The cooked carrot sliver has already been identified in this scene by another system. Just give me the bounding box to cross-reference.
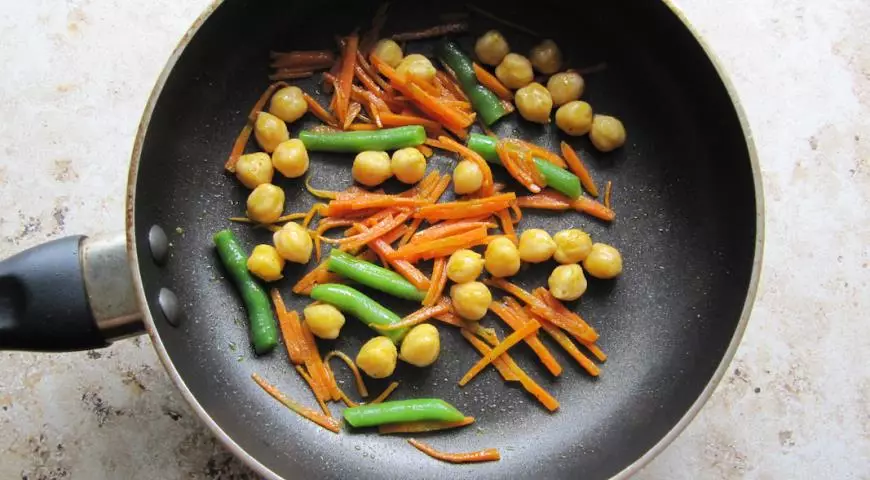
[367,236,431,290]
[325,350,369,398]
[434,310,465,328]
[572,196,615,221]
[494,209,516,244]
[370,381,400,404]
[560,141,599,197]
[515,192,571,210]
[390,227,488,262]
[528,309,600,376]
[604,180,613,209]
[484,278,591,343]
[335,34,359,125]
[473,63,513,101]
[271,289,305,365]
[533,287,599,343]
[410,221,494,244]
[224,81,290,171]
[516,140,567,168]
[582,341,608,362]
[354,63,384,96]
[376,301,449,332]
[379,112,442,132]
[437,135,495,196]
[357,50,392,92]
[303,92,339,127]
[325,195,430,216]
[424,259,449,306]
[416,144,434,158]
[295,365,332,415]
[251,373,340,433]
[459,321,540,386]
[407,439,500,464]
[435,70,470,102]
[460,329,518,382]
[340,212,412,251]
[414,193,516,221]
[378,416,475,434]
[497,139,542,193]
[490,300,562,376]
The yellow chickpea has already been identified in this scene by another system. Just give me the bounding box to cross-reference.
[446,249,485,283]
[268,86,308,123]
[518,229,557,263]
[484,236,521,277]
[399,324,440,367]
[529,39,562,74]
[271,139,309,178]
[553,229,593,264]
[548,264,587,301]
[390,148,426,184]
[515,82,553,124]
[254,112,289,153]
[495,53,534,89]
[555,101,593,136]
[474,30,510,66]
[246,244,285,282]
[547,71,585,106]
[356,336,398,379]
[450,281,492,321]
[453,159,483,194]
[352,151,392,187]
[303,304,345,340]
[273,221,313,264]
[372,39,404,68]
[235,152,274,189]
[397,54,436,83]
[246,183,285,224]
[589,115,627,152]
[583,243,623,279]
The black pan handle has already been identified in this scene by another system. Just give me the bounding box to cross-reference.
[0,235,143,352]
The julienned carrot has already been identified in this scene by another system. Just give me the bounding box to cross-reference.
[459,329,517,382]
[494,209,516,244]
[370,381,400,404]
[572,196,615,221]
[251,373,341,433]
[434,310,464,327]
[560,141,599,197]
[224,81,290,171]
[340,212,412,250]
[390,227,488,262]
[303,92,339,127]
[517,140,567,169]
[357,50,392,93]
[294,261,329,294]
[300,322,338,402]
[367,236,431,291]
[528,308,600,376]
[435,70,470,102]
[515,193,571,210]
[376,301,450,332]
[336,34,359,125]
[295,365,332,414]
[271,289,305,365]
[325,350,369,398]
[407,439,500,464]
[378,416,475,434]
[459,321,540,386]
[411,221,494,245]
[354,63,384,96]
[399,174,452,245]
[484,278,590,342]
[380,112,442,132]
[423,259,448,306]
[497,139,542,193]
[490,301,562,376]
[325,194,431,216]
[582,341,608,362]
[424,137,451,151]
[533,288,599,343]
[416,144,434,158]
[437,135,495,195]
[516,189,614,221]
[472,63,513,101]
[604,181,613,209]
[414,193,515,221]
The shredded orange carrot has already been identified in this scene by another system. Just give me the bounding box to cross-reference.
[380,112,442,132]
[410,221,494,244]
[251,373,340,433]
[485,278,591,343]
[407,439,500,464]
[472,63,513,101]
[301,321,341,402]
[435,70,470,102]
[354,63,385,96]
[604,180,613,209]
[424,137,452,151]
[341,212,411,251]
[295,365,332,415]
[367,235,431,290]
[572,196,615,221]
[414,193,515,221]
[390,226,488,262]
[494,209,517,244]
[335,34,359,125]
[528,309,600,376]
[399,174,452,246]
[533,288,599,343]
[515,192,571,210]
[416,144,434,158]
[497,139,542,193]
[460,329,517,382]
[582,341,608,362]
[224,81,290,171]
[325,195,430,216]
[271,290,305,365]
[490,301,562,376]
[303,92,339,127]
[437,135,495,195]
[516,140,567,168]
[560,141,599,197]
[305,177,339,200]
[377,301,449,332]
[370,381,400,404]
[357,50,392,92]
[293,262,328,294]
[378,416,475,434]
[406,83,475,133]
[325,350,369,398]
[459,321,540,386]
[423,259,449,306]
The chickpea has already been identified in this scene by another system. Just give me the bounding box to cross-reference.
[391,148,426,184]
[484,236,521,277]
[352,151,392,186]
[397,54,436,83]
[553,229,593,264]
[272,139,309,178]
[518,229,557,263]
[589,115,627,152]
[515,82,553,124]
[372,39,403,68]
[495,53,534,89]
[273,221,313,264]
[450,281,492,321]
[303,304,345,340]
[555,100,593,136]
[547,71,584,106]
[529,39,562,74]
[246,183,285,224]
[254,112,289,153]
[235,152,274,189]
[356,336,397,379]
[453,159,483,194]
[268,86,308,123]
[548,264,587,301]
[474,30,510,66]
[446,249,485,283]
[246,244,285,282]
[583,243,623,279]
[399,324,440,367]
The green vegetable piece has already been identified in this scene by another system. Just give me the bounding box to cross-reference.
[328,250,425,302]
[299,126,426,153]
[213,229,278,355]
[466,133,582,199]
[343,398,466,428]
[309,284,407,343]
[437,41,508,126]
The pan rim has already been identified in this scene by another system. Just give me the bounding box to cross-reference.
[124,1,765,479]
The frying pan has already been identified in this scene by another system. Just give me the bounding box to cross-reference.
[0,0,763,478]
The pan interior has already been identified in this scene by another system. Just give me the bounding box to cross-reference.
[133,0,757,478]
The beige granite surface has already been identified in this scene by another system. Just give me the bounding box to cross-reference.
[0,0,867,478]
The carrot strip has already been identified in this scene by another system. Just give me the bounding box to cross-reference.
[515,193,571,210]
[582,341,608,362]
[494,209,516,244]
[423,259,449,306]
[380,112,442,132]
[379,224,409,245]
[414,193,515,221]
[295,366,332,415]
[408,439,499,464]
[411,221,494,245]
[341,212,411,251]
[490,301,562,376]
[376,301,449,332]
[354,63,385,96]
[437,135,495,195]
[497,139,541,193]
[251,373,340,433]
[367,236,432,291]
[270,50,335,69]
[515,140,567,168]
[294,261,329,294]
[424,137,451,151]
[343,101,362,130]
[604,181,613,209]
[416,144,433,158]
[560,141,599,197]
[434,310,464,327]
[390,227,488,262]
[572,196,615,221]
[357,50,392,93]
[224,81,290,171]
[370,381,400,404]
[378,416,475,434]
[459,321,540,386]
[325,195,430,216]
[303,92,339,127]
[335,34,359,125]
[325,350,369,398]
[271,290,305,365]
[460,329,517,382]
[530,310,600,376]
[435,70,470,102]
[533,287,599,343]
[473,63,513,100]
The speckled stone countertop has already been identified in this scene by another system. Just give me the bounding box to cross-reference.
[0,1,867,479]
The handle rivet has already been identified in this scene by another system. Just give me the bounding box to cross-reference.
[148,225,169,265]
[158,288,181,326]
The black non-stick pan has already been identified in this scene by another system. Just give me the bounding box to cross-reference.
[0,0,763,478]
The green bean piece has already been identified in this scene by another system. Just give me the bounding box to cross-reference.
[328,250,425,302]
[298,126,426,153]
[466,133,582,199]
[213,229,278,355]
[343,398,466,428]
[309,284,407,343]
[437,41,508,126]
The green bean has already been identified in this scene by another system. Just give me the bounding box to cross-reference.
[466,133,582,199]
[343,398,466,428]
[298,126,426,153]
[213,229,278,355]
[328,250,425,302]
[309,284,407,343]
[437,41,508,126]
